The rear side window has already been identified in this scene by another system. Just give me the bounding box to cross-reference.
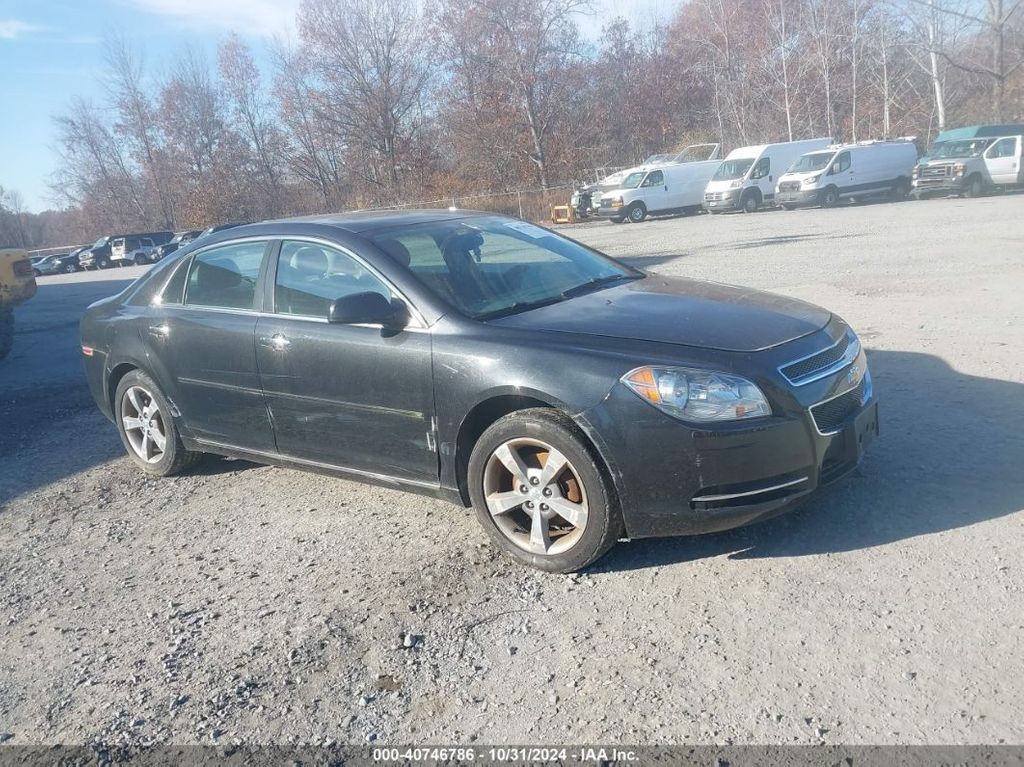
[184,241,266,310]
[157,258,190,305]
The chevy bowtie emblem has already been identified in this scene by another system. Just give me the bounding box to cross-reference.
[847,364,860,385]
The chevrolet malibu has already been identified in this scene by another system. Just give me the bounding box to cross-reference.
[80,211,878,572]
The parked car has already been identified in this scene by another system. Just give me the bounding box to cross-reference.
[79,235,123,270]
[54,246,90,273]
[155,230,203,261]
[1,248,37,360]
[703,138,833,213]
[31,255,60,276]
[913,131,1023,199]
[81,211,877,572]
[598,158,723,222]
[111,232,174,266]
[775,140,919,209]
[921,123,1024,161]
[192,223,247,243]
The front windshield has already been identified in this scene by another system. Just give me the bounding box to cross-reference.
[92,237,108,248]
[620,171,647,189]
[713,158,755,181]
[789,152,834,172]
[930,139,992,159]
[368,215,641,320]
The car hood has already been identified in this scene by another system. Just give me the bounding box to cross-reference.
[490,275,831,352]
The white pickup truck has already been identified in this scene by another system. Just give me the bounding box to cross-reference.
[913,134,1023,198]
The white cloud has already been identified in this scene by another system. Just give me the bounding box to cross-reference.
[0,19,36,39]
[126,0,300,38]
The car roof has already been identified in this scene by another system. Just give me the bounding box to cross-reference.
[244,209,492,236]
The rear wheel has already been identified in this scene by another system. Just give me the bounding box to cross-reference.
[115,370,201,476]
[467,409,622,572]
[98,257,110,270]
[821,187,840,208]
[890,178,911,201]
[134,253,147,266]
[626,202,647,223]
[0,310,13,361]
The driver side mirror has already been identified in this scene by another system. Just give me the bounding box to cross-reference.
[328,292,408,328]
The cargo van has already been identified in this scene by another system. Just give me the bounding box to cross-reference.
[597,158,723,223]
[703,138,832,213]
[775,140,919,209]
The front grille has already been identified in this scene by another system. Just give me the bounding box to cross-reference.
[919,164,952,179]
[811,377,868,434]
[778,180,801,192]
[781,332,853,384]
[705,192,725,201]
[599,197,615,208]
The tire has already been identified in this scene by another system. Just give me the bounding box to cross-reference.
[134,254,147,266]
[114,370,202,477]
[965,174,985,198]
[821,186,840,208]
[890,178,911,201]
[609,216,625,224]
[467,408,623,572]
[0,310,13,361]
[98,258,110,270]
[741,191,761,213]
[65,263,77,273]
[781,204,796,211]
[626,202,647,223]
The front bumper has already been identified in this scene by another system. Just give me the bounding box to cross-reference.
[702,193,740,211]
[597,205,625,219]
[912,176,965,194]
[578,335,877,539]
[775,188,821,206]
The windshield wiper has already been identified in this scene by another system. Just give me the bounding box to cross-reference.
[560,273,639,299]
[476,294,570,321]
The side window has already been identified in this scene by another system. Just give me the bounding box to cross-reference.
[832,152,851,174]
[988,138,1015,158]
[157,257,191,305]
[275,240,390,318]
[643,170,664,187]
[751,157,770,179]
[184,241,266,310]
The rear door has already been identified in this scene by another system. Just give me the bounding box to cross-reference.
[984,136,1021,185]
[144,239,277,452]
[254,239,437,485]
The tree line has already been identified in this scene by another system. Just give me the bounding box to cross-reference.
[7,0,1023,249]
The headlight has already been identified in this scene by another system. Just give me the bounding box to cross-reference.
[803,175,820,185]
[729,180,743,189]
[621,366,771,422]
[912,165,920,178]
[611,197,623,208]
[953,162,965,175]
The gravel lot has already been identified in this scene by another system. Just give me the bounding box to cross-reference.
[1,195,1022,752]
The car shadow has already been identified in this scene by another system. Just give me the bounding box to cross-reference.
[594,348,1024,572]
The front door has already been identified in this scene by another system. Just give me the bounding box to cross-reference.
[255,239,437,485]
[750,156,774,202]
[146,239,277,452]
[640,169,670,212]
[984,136,1022,185]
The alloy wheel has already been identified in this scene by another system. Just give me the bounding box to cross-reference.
[482,437,589,556]
[120,385,167,463]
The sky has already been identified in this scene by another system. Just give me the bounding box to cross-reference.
[0,0,676,213]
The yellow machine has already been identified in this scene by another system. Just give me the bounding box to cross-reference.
[0,248,37,360]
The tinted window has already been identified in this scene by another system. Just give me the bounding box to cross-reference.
[275,240,389,318]
[184,241,266,310]
[158,258,191,305]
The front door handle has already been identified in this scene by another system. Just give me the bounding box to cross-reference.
[259,333,290,351]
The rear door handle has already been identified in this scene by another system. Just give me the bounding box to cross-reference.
[259,333,290,351]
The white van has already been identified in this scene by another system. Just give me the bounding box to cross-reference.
[703,138,832,213]
[775,140,919,208]
[597,159,723,223]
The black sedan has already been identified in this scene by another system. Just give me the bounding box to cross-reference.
[80,211,878,572]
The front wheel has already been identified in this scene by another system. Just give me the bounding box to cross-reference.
[741,192,761,213]
[821,187,840,208]
[780,203,796,211]
[890,178,911,201]
[134,254,147,266]
[626,202,647,223]
[65,263,77,273]
[965,175,985,198]
[115,370,202,476]
[0,310,13,360]
[467,409,623,572]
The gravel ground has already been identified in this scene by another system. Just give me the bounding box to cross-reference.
[1,195,1022,752]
